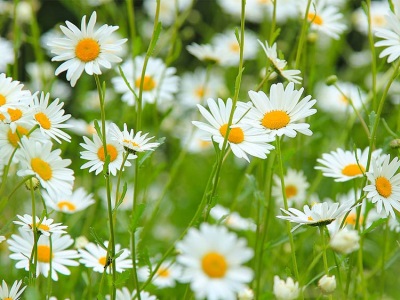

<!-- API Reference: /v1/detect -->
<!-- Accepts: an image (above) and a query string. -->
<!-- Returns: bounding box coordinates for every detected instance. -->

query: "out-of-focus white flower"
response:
[273,275,300,300]
[318,274,336,294]
[330,229,360,254]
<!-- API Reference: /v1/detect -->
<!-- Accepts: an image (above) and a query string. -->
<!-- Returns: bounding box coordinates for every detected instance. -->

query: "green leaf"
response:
[89,227,107,251]
[129,203,146,232]
[115,270,131,287]
[93,120,102,141]
[113,182,128,212]
[368,111,377,134]
[361,218,387,236]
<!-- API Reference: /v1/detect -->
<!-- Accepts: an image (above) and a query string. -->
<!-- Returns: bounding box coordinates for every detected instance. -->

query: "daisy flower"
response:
[0,38,14,72]
[112,56,179,107]
[0,73,32,110]
[42,187,95,214]
[14,214,67,236]
[31,92,72,143]
[258,40,302,84]
[138,260,181,288]
[210,204,256,231]
[176,223,254,300]
[8,229,79,281]
[78,241,133,273]
[353,1,389,35]
[0,101,35,134]
[16,136,74,197]
[364,155,400,218]
[245,83,317,138]
[186,43,225,64]
[106,288,157,300]
[272,168,310,207]
[303,0,347,40]
[329,229,360,254]
[109,123,160,154]
[192,98,275,162]
[80,131,133,176]
[0,280,26,300]
[277,201,354,229]
[48,11,127,87]
[273,275,300,300]
[315,147,382,182]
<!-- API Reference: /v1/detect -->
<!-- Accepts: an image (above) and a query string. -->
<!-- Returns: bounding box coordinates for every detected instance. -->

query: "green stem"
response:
[295,0,312,70]
[29,179,38,286]
[366,0,378,111]
[379,219,389,298]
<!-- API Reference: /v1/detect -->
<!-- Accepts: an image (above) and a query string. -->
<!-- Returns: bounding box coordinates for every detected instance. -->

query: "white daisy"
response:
[0,73,32,109]
[364,155,400,218]
[8,229,79,281]
[192,98,275,162]
[210,204,256,231]
[186,43,225,64]
[329,229,360,255]
[272,168,310,207]
[80,132,134,176]
[48,11,127,87]
[258,40,302,84]
[353,1,389,35]
[42,187,95,214]
[180,127,214,154]
[16,136,74,197]
[0,101,36,134]
[375,3,400,63]
[138,260,181,288]
[14,214,67,236]
[245,83,317,138]
[302,0,347,40]
[112,56,179,107]
[106,288,157,300]
[176,223,254,300]
[0,38,14,72]
[277,201,354,229]
[273,275,300,300]
[31,92,72,143]
[0,280,26,300]
[78,241,133,274]
[315,147,382,182]
[109,123,160,154]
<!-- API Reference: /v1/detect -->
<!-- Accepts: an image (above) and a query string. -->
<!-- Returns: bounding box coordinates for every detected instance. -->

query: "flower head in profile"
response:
[0,73,32,110]
[273,275,300,300]
[258,40,302,84]
[176,223,254,300]
[186,43,224,64]
[78,241,132,274]
[106,288,157,300]
[138,260,181,289]
[16,137,74,196]
[8,229,79,281]
[43,187,95,214]
[364,155,400,218]
[14,214,67,236]
[245,83,317,138]
[48,11,127,86]
[210,204,256,231]
[192,98,275,162]
[109,123,160,154]
[0,280,26,300]
[0,38,14,72]
[330,229,360,254]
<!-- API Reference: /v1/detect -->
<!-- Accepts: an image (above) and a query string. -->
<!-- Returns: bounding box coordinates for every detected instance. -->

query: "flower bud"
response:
[25,177,40,191]
[273,275,300,300]
[238,287,254,300]
[389,139,400,149]
[330,229,360,254]
[325,75,338,86]
[318,275,336,294]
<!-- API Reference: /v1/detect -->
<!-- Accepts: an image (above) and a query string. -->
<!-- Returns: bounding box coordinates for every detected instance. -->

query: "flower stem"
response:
[295,0,312,70]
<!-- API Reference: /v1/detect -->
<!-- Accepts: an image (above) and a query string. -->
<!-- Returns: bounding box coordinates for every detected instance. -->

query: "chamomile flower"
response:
[112,56,179,107]
[16,136,74,197]
[31,92,72,143]
[210,204,256,231]
[0,38,14,72]
[353,1,389,35]
[364,155,400,218]
[138,260,181,288]
[272,168,310,207]
[0,73,32,109]
[258,41,302,84]
[273,276,300,300]
[315,147,382,182]
[42,187,95,214]
[0,101,35,133]
[80,132,134,176]
[186,43,224,64]
[303,0,347,40]
[0,280,26,300]
[245,83,317,138]
[78,241,133,273]
[14,214,67,236]
[106,288,157,300]
[8,229,79,281]
[49,11,127,87]
[192,98,275,162]
[176,223,254,300]
[277,201,354,229]
[109,123,160,154]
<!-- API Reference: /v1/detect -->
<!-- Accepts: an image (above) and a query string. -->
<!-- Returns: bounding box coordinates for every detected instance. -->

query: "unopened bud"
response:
[325,75,338,86]
[25,177,40,190]
[307,32,318,44]
[318,275,336,295]
[389,139,400,149]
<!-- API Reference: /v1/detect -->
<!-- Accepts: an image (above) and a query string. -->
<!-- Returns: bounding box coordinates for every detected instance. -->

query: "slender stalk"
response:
[269,0,278,44]
[321,226,333,300]
[295,0,312,69]
[28,179,38,286]
[12,0,19,79]
[379,219,390,298]
[366,0,378,111]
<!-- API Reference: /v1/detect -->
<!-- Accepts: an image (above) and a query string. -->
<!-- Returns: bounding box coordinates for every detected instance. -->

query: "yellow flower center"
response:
[0,94,6,106]
[195,87,206,99]
[75,38,100,62]
[262,110,290,130]
[156,267,170,278]
[376,176,392,198]
[308,12,323,25]
[97,144,118,162]
[307,216,313,221]
[339,94,349,104]
[37,245,52,263]
[35,112,51,130]
[341,164,365,176]
[135,75,156,91]
[7,125,29,147]
[57,201,76,212]
[219,124,244,144]
[285,185,298,198]
[372,15,386,26]
[36,223,50,231]
[7,108,23,122]
[31,157,53,181]
[4,297,12,300]
[345,213,363,226]
[229,43,240,53]
[201,252,227,278]
[98,256,107,266]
